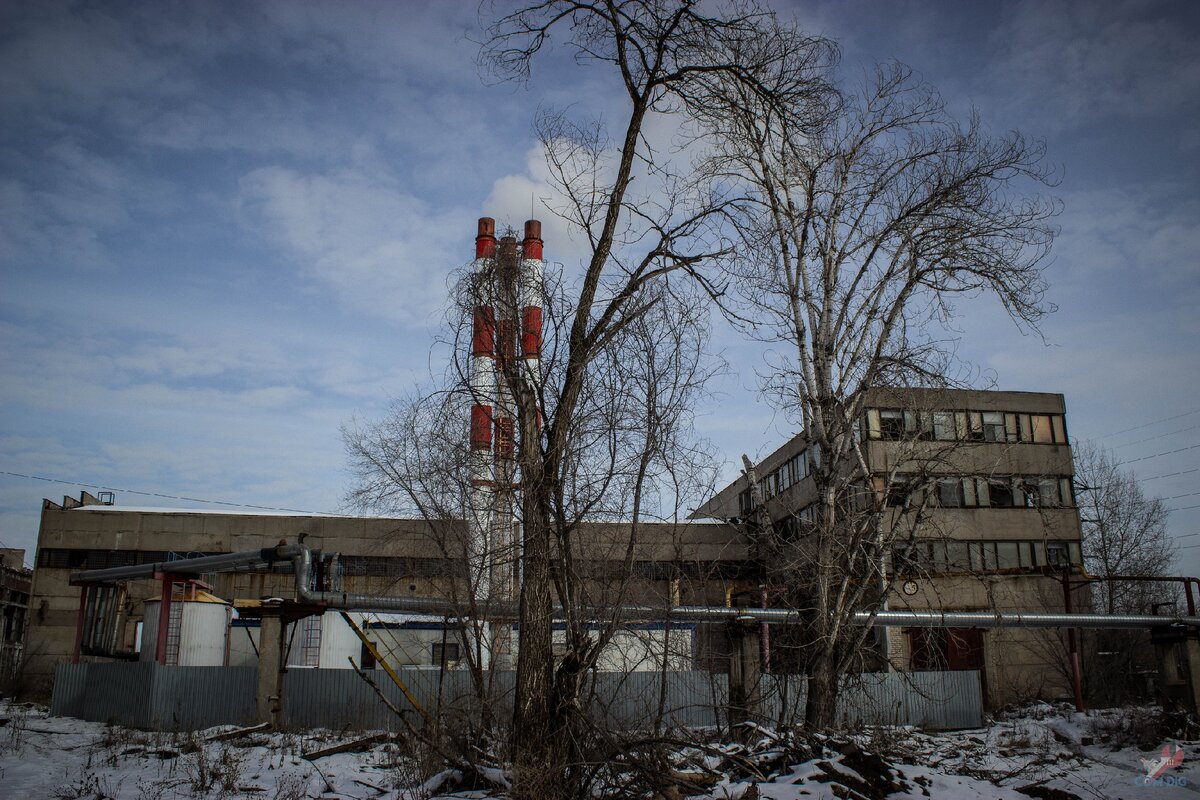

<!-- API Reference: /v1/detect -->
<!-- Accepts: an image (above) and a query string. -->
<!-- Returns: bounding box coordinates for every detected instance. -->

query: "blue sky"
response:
[1,0,1198,574]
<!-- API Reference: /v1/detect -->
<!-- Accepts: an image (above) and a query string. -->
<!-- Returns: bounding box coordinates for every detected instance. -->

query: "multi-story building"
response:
[694,387,1082,706]
[24,388,1084,707]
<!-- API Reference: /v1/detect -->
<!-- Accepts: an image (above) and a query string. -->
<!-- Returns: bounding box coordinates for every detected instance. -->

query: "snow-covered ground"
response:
[1,700,1196,799]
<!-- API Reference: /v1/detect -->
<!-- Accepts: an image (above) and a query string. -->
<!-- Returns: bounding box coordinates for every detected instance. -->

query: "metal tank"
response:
[140,595,232,666]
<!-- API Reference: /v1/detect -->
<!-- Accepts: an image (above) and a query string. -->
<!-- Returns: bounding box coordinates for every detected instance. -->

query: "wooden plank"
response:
[302,733,387,761]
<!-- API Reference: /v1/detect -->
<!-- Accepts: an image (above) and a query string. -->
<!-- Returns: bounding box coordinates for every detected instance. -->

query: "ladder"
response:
[163,582,184,666]
[301,615,322,667]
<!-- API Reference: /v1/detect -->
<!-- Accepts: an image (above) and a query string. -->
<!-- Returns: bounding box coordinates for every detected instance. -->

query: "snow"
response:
[2,700,1197,799]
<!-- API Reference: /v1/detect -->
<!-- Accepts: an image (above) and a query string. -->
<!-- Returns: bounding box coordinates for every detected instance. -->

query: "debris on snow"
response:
[3,700,1199,799]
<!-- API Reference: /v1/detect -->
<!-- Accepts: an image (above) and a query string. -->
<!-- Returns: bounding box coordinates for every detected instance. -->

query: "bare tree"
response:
[695,53,1059,725]
[1074,441,1176,613]
[346,245,725,793]
[1067,441,1178,704]
[474,3,834,793]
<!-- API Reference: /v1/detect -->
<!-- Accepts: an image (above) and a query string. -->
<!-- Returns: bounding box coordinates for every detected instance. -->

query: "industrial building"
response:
[22,386,1102,709]
[24,498,746,697]
[16,219,1128,712]
[695,387,1085,706]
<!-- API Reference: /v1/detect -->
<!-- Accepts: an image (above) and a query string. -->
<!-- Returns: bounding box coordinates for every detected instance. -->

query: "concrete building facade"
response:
[694,388,1083,707]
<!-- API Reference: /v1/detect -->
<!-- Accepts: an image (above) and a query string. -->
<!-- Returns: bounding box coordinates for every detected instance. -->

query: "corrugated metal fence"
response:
[51,663,982,732]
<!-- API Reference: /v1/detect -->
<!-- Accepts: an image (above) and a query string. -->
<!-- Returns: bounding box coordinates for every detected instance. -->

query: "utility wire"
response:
[1118,442,1200,467]
[1113,423,1200,450]
[0,469,348,516]
[1138,467,1199,482]
[1094,407,1200,440]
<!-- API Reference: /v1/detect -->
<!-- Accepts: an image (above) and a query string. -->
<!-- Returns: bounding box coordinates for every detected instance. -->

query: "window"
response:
[988,479,1014,507]
[981,411,1006,442]
[1030,414,1054,443]
[969,542,997,571]
[360,641,377,670]
[432,642,461,667]
[1045,542,1069,567]
[879,409,905,439]
[946,542,970,571]
[996,542,1020,569]
[1037,478,1062,507]
[933,411,956,441]
[967,411,984,441]
[914,411,935,439]
[876,476,910,507]
[1005,413,1020,443]
[937,478,964,508]
[893,544,919,574]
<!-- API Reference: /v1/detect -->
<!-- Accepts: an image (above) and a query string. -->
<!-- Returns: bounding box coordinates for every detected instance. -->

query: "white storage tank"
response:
[140,592,232,666]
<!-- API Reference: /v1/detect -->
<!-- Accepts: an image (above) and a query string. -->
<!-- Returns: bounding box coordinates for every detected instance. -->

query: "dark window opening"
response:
[432,642,460,667]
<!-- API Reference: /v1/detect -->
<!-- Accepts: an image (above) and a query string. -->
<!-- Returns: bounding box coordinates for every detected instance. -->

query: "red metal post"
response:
[156,573,174,665]
[1062,567,1085,712]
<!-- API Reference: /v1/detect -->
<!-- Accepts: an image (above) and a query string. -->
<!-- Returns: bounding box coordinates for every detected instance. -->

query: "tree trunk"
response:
[511,479,563,797]
[805,649,839,728]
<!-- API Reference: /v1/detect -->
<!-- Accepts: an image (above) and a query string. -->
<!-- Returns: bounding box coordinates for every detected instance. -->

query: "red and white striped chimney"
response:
[467,217,497,603]
[520,220,544,410]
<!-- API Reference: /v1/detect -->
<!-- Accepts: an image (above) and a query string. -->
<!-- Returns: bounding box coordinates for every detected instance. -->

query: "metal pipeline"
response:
[285,545,1200,630]
[69,546,291,585]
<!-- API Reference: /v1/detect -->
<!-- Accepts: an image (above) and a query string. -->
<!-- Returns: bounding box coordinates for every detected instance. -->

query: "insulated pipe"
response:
[69,547,289,584]
[859,610,1200,629]
[283,545,1200,629]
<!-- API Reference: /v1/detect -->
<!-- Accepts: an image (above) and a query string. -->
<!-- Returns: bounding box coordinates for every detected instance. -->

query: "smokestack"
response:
[475,217,496,258]
[520,220,544,427]
[467,218,498,603]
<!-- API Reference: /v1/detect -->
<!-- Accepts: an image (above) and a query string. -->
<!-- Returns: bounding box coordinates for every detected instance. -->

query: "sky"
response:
[1,0,1198,575]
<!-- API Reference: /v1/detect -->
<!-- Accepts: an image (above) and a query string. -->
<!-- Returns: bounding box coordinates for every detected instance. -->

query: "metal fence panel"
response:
[51,665,982,732]
[759,671,983,730]
[49,662,88,719]
[149,667,256,730]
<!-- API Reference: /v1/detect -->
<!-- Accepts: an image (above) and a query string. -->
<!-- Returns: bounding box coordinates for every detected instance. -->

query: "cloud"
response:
[985,1,1200,130]
[238,165,470,324]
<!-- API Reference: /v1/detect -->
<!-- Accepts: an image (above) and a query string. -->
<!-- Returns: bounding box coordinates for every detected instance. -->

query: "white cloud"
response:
[238,165,468,324]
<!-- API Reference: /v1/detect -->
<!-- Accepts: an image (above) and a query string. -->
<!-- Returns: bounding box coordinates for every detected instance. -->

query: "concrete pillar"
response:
[256,614,288,728]
[727,615,762,738]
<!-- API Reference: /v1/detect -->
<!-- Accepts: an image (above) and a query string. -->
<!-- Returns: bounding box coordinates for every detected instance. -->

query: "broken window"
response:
[937,478,964,508]
[933,411,956,441]
[988,479,1014,507]
[879,409,905,439]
